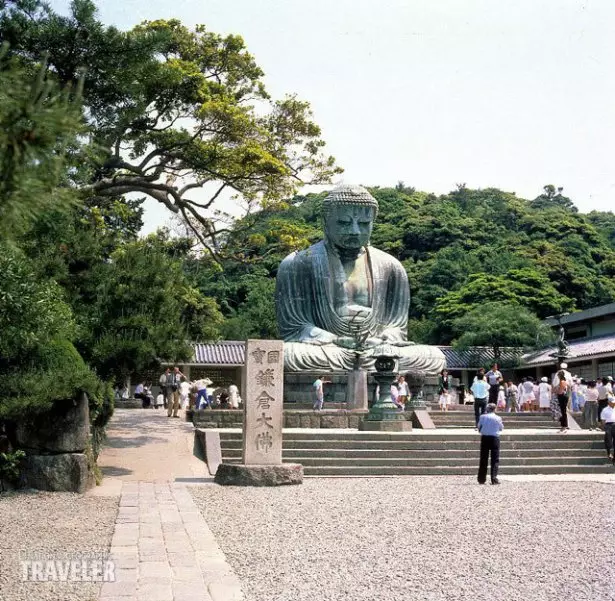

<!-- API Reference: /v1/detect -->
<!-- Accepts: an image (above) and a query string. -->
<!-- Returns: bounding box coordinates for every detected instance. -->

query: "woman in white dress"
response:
[228,383,240,409]
[520,377,535,411]
[538,376,552,411]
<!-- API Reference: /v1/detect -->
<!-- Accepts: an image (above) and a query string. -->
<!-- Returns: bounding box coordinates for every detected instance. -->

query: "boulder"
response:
[23,453,89,493]
[15,395,89,453]
[214,463,303,486]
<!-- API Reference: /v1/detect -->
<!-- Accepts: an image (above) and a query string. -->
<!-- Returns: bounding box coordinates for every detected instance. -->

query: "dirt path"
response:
[94,408,205,487]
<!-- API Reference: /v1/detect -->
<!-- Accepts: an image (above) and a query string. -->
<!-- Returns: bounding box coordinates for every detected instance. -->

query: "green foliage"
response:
[84,233,223,382]
[221,275,278,340]
[0,0,342,254]
[0,339,103,419]
[451,302,554,360]
[0,243,74,362]
[0,449,25,490]
[0,42,83,239]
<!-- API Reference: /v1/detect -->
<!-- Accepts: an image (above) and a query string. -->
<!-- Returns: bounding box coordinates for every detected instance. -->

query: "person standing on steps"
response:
[600,395,615,462]
[556,370,570,432]
[167,366,185,418]
[477,403,503,485]
[471,372,490,428]
[485,363,503,405]
[312,375,329,411]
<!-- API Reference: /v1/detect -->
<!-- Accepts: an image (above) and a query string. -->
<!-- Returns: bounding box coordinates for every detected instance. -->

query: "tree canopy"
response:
[0,0,342,259]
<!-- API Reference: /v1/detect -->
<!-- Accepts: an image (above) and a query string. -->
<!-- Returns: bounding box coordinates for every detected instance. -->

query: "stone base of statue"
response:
[214,463,303,487]
[346,369,369,410]
[359,415,412,432]
[359,354,412,432]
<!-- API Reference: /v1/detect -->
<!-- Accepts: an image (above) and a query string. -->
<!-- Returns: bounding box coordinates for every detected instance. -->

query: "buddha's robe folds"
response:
[276,241,446,374]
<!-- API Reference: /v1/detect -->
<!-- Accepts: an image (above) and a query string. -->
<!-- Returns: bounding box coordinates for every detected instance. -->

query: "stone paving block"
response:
[179,511,202,522]
[119,505,139,514]
[138,550,167,563]
[116,522,140,532]
[163,531,191,543]
[208,578,244,601]
[140,536,165,548]
[137,581,173,601]
[110,548,138,570]
[115,568,138,582]
[100,580,138,598]
[116,515,139,524]
[140,524,163,538]
[120,495,139,507]
[138,561,171,579]
[167,552,198,568]
[113,533,139,547]
[139,514,162,524]
[165,539,194,554]
[159,512,182,524]
[162,522,185,533]
[171,566,205,582]
[198,559,233,584]
[173,581,212,601]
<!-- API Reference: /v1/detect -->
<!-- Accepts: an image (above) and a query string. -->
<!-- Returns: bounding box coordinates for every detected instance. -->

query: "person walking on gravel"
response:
[477,403,503,485]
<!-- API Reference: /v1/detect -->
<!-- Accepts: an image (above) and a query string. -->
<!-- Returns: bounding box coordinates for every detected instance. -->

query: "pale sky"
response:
[51,0,615,233]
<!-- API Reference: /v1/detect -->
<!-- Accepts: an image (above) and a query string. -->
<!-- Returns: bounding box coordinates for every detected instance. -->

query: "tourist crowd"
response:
[116,367,241,417]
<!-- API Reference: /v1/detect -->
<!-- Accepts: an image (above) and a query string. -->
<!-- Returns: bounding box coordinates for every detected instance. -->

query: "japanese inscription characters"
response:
[242,340,284,465]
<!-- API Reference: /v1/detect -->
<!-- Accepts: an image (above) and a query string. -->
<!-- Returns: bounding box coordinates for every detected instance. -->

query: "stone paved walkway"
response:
[93,410,243,601]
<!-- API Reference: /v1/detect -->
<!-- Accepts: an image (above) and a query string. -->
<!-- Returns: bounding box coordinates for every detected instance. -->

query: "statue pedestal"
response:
[345,369,368,411]
[359,366,412,432]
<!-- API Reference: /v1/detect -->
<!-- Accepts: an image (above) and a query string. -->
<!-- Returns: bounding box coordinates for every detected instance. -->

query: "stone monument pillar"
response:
[345,369,369,410]
[215,340,303,486]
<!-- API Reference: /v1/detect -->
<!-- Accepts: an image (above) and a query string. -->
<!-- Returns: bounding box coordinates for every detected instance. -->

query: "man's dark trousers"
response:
[488,384,499,404]
[604,422,615,459]
[478,435,500,483]
[474,398,487,427]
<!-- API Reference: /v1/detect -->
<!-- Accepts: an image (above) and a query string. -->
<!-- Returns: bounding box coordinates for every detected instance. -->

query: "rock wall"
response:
[190,408,409,429]
[15,394,92,493]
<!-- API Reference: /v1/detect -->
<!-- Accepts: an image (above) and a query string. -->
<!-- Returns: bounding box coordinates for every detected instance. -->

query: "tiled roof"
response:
[169,336,615,368]
[523,334,615,366]
[191,341,245,366]
[544,303,615,326]
[439,346,523,369]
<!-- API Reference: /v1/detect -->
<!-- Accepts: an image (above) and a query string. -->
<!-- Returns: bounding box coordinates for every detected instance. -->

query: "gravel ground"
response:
[191,477,615,601]
[0,490,118,601]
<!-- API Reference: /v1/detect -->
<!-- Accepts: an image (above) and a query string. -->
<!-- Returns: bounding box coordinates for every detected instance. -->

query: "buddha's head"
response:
[322,185,378,251]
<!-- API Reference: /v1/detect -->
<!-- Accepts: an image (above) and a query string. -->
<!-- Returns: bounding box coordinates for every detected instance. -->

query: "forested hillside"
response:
[195,184,615,344]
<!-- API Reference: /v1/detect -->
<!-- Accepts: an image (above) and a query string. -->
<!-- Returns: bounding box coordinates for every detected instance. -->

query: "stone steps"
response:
[301,465,615,476]
[222,447,604,459]
[216,430,612,476]
[430,411,558,429]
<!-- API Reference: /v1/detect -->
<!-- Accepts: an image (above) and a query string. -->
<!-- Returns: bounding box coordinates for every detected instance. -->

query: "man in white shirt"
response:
[313,376,330,411]
[597,378,610,420]
[471,374,490,428]
[485,364,503,404]
[600,396,615,462]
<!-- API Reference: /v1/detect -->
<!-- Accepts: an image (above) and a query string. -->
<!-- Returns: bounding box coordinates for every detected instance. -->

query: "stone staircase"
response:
[217,430,613,476]
[430,411,559,429]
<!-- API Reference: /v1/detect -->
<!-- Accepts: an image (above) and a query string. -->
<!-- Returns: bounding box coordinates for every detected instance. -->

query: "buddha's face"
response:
[324,205,375,250]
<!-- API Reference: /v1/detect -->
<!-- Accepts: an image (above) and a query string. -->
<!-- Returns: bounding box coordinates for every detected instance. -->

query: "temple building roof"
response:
[522,334,615,367]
